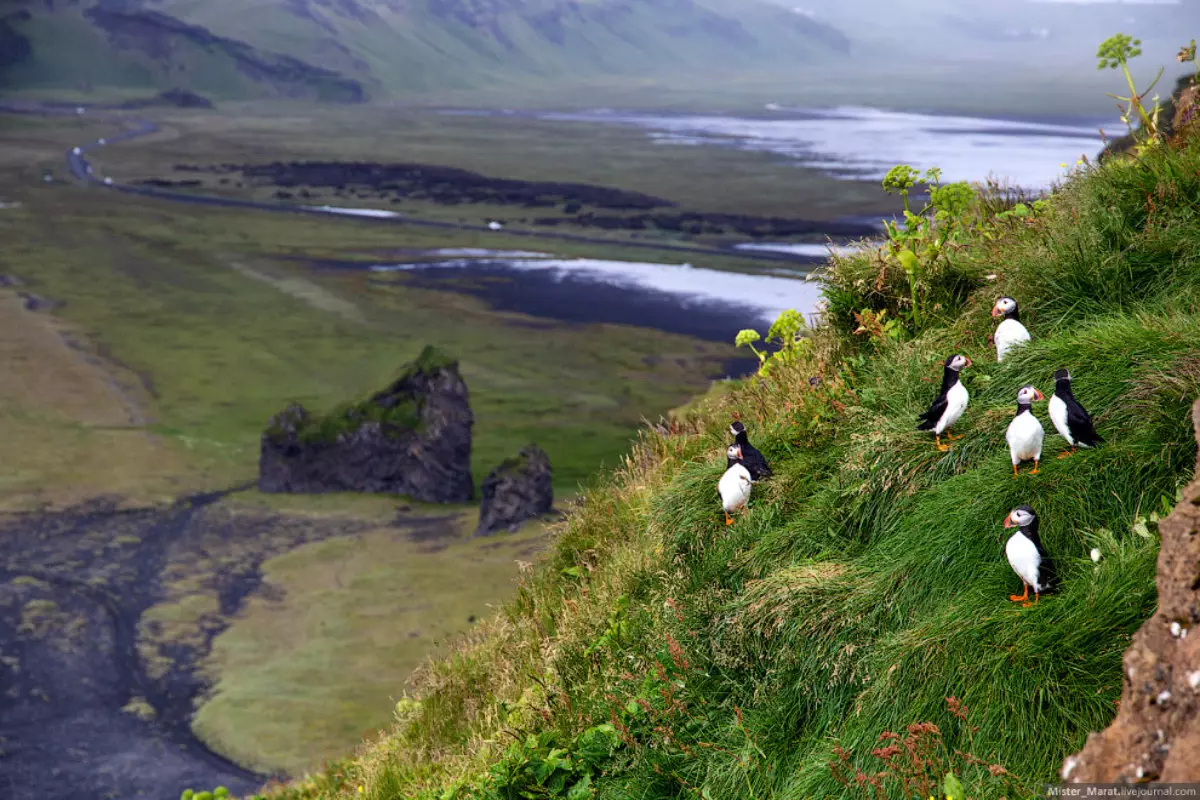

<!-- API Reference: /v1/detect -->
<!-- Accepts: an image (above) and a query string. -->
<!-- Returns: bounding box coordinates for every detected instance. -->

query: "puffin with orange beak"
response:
[1003,505,1055,607]
[915,354,972,451]
[1006,385,1046,476]
[991,296,1031,362]
[718,444,753,526]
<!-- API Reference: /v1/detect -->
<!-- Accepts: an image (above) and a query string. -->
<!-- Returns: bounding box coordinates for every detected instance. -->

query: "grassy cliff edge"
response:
[239,79,1200,800]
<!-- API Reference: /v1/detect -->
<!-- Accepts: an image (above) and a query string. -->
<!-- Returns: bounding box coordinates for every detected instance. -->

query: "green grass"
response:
[253,108,1200,799]
[192,511,549,776]
[1,116,766,499]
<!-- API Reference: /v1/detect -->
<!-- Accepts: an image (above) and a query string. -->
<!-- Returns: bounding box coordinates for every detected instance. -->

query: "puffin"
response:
[718,444,753,526]
[1006,384,1045,477]
[730,420,772,481]
[991,297,1031,362]
[915,354,972,451]
[1048,368,1104,457]
[1003,505,1055,607]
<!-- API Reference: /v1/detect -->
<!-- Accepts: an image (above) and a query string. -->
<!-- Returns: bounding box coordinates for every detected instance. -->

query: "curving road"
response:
[1,100,864,268]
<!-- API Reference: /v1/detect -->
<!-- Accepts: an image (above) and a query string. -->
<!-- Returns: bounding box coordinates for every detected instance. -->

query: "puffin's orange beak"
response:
[963,357,973,367]
[991,305,1003,317]
[1003,515,1016,528]
[1032,389,1045,401]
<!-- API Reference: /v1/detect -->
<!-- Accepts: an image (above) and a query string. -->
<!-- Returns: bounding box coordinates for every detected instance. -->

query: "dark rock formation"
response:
[258,346,474,502]
[17,291,63,312]
[0,9,32,72]
[1061,398,1200,783]
[474,444,553,536]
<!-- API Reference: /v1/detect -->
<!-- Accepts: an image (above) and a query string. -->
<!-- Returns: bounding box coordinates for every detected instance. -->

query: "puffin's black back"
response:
[1054,372,1104,446]
[916,360,959,430]
[730,420,772,480]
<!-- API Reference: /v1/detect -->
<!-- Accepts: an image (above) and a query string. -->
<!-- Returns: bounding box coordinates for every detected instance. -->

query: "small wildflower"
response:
[1090,548,1102,562]
[986,273,998,281]
[1187,670,1200,690]
[1059,162,1068,168]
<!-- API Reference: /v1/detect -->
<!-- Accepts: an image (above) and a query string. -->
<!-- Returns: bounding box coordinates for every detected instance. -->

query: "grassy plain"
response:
[86,101,899,223]
[1,103,887,779]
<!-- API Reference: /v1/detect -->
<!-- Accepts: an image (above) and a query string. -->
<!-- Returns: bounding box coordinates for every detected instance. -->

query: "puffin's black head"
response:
[991,296,1018,319]
[944,354,972,371]
[1016,385,1045,405]
[1053,368,1071,383]
[1003,505,1037,529]
[730,420,747,437]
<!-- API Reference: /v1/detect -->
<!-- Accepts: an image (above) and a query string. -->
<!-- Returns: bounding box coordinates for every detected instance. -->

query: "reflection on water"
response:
[735,242,872,258]
[533,106,1107,190]
[371,257,823,327]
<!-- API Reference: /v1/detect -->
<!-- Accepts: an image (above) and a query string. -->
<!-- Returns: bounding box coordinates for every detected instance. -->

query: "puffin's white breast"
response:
[1048,394,1071,444]
[719,464,753,512]
[1005,531,1043,591]
[1006,411,1044,463]
[995,319,1031,362]
[936,380,969,434]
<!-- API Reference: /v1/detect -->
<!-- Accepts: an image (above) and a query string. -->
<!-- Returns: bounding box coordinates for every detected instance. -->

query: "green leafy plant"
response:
[180,789,237,800]
[1098,33,1167,148]
[879,165,978,330]
[735,309,809,376]
[446,723,621,799]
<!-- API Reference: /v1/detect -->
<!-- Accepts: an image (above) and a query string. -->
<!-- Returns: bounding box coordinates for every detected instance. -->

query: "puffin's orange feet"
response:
[1009,584,1030,603]
[945,432,963,441]
[1012,465,1020,479]
[724,512,734,526]
[1030,460,1040,475]
[1021,601,1033,608]
[1057,449,1075,459]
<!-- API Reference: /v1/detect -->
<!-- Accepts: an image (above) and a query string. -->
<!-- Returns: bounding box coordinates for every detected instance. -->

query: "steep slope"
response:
[1062,397,1200,783]
[241,82,1200,800]
[0,0,848,98]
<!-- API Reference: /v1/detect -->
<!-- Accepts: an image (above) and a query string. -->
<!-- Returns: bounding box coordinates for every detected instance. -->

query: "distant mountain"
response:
[0,0,850,101]
[777,0,1194,63]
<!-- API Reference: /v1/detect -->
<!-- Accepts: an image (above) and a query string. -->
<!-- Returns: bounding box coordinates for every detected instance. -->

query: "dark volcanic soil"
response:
[172,161,673,211]
[0,490,451,800]
[164,161,879,240]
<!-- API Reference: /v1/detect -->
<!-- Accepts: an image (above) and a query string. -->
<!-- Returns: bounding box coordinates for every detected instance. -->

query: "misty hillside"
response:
[0,0,849,100]
[781,0,1195,63]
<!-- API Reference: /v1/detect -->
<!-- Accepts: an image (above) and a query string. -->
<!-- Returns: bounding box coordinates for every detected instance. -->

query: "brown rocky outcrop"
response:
[258,346,474,503]
[1061,399,1200,783]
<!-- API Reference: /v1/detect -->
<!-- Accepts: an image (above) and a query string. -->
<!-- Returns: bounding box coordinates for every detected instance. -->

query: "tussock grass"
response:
[261,128,1200,799]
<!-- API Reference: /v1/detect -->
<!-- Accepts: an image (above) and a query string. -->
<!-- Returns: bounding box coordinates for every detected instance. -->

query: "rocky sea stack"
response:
[475,444,553,537]
[258,345,473,502]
